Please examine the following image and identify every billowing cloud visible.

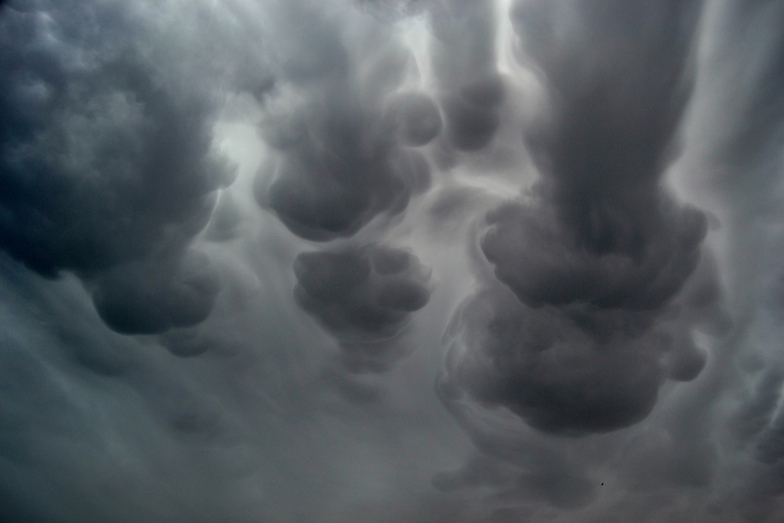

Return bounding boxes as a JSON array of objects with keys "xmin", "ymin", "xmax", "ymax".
[
  {"xmin": 3, "ymin": 0, "xmax": 784, "ymax": 521},
  {"xmin": 385, "ymin": 91, "xmax": 443, "ymax": 147},
  {"xmin": 0, "ymin": 1, "xmax": 234, "ymax": 273},
  {"xmin": 440, "ymin": 0, "xmax": 718, "ymax": 436},
  {"xmin": 294, "ymin": 244, "xmax": 431, "ymax": 371},
  {"xmin": 254, "ymin": 2, "xmax": 436, "ymax": 242},
  {"xmin": 0, "ymin": 0, "xmax": 246, "ymax": 335},
  {"xmin": 429, "ymin": 0, "xmax": 505, "ymax": 154},
  {"xmin": 92, "ymin": 250, "xmax": 221, "ymax": 335},
  {"xmin": 260, "ymin": 118, "xmax": 431, "ymax": 241}
]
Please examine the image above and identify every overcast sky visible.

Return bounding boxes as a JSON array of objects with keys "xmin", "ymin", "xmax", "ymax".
[{"xmin": 2, "ymin": 0, "xmax": 784, "ymax": 521}]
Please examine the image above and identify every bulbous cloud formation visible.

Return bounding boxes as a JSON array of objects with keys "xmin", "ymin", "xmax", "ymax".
[
  {"xmin": 294, "ymin": 244, "xmax": 431, "ymax": 371},
  {"xmin": 256, "ymin": 2, "xmax": 437, "ymax": 242},
  {"xmin": 5, "ymin": 0, "xmax": 784, "ymax": 521},
  {"xmin": 0, "ymin": 0, "xmax": 241, "ymax": 333},
  {"xmin": 261, "ymin": 109, "xmax": 432, "ymax": 241},
  {"xmin": 429, "ymin": 0, "xmax": 505, "ymax": 153},
  {"xmin": 92, "ymin": 250, "xmax": 221, "ymax": 335},
  {"xmin": 255, "ymin": 1, "xmax": 436, "ymax": 374},
  {"xmin": 442, "ymin": 0, "xmax": 715, "ymax": 435},
  {"xmin": 444, "ymin": 280, "xmax": 715, "ymax": 435}
]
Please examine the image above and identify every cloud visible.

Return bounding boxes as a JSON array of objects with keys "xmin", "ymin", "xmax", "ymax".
[
  {"xmin": 445, "ymin": 289, "xmax": 667, "ymax": 434},
  {"xmin": 3, "ymin": 0, "xmax": 784, "ymax": 521},
  {"xmin": 385, "ymin": 92, "xmax": 443, "ymax": 147},
  {"xmin": 429, "ymin": 1, "xmax": 505, "ymax": 153},
  {"xmin": 0, "ymin": 2, "xmax": 233, "ymax": 276},
  {"xmin": 92, "ymin": 249, "xmax": 221, "ymax": 335},
  {"xmin": 254, "ymin": 2, "xmax": 436, "ymax": 242},
  {"xmin": 261, "ymin": 124, "xmax": 431, "ymax": 241},
  {"xmin": 440, "ymin": 0, "xmax": 716, "ymax": 437},
  {"xmin": 293, "ymin": 243, "xmax": 431, "ymax": 371},
  {"xmin": 441, "ymin": 75, "xmax": 505, "ymax": 151},
  {"xmin": 681, "ymin": 1, "xmax": 784, "ymax": 518},
  {"xmin": 482, "ymin": 197, "xmax": 707, "ymax": 311},
  {"xmin": 0, "ymin": 0, "xmax": 246, "ymax": 335}
]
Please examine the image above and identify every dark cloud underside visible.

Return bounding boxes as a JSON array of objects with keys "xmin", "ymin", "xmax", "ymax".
[{"xmin": 2, "ymin": 1, "xmax": 784, "ymax": 522}]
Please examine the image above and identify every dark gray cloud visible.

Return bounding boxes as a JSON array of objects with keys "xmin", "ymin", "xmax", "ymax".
[
  {"xmin": 252, "ymin": 1, "xmax": 441, "ymax": 384},
  {"xmin": 260, "ymin": 118, "xmax": 431, "ymax": 241},
  {"xmin": 441, "ymin": 0, "xmax": 714, "ymax": 437},
  {"xmin": 0, "ymin": 2, "xmax": 233, "ymax": 276},
  {"xmin": 445, "ymin": 288, "xmax": 667, "ymax": 434},
  {"xmin": 441, "ymin": 74, "xmax": 505, "ymax": 151},
  {"xmin": 429, "ymin": 0, "xmax": 505, "ymax": 153},
  {"xmin": 0, "ymin": 0, "xmax": 244, "ymax": 335},
  {"xmin": 91, "ymin": 250, "xmax": 221, "ymax": 335},
  {"xmin": 2, "ymin": 0, "xmax": 784, "ymax": 522},
  {"xmin": 483, "ymin": 197, "xmax": 707, "ymax": 311},
  {"xmin": 293, "ymin": 244, "xmax": 431, "ymax": 371},
  {"xmin": 385, "ymin": 92, "xmax": 443, "ymax": 147},
  {"xmin": 255, "ymin": 2, "xmax": 436, "ymax": 242}
]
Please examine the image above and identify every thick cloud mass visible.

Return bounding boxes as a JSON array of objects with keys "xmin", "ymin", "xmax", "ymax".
[
  {"xmin": 430, "ymin": 0, "xmax": 505, "ymax": 153},
  {"xmin": 0, "ymin": 0, "xmax": 240, "ymax": 335},
  {"xmin": 256, "ymin": 3, "xmax": 436, "ymax": 242},
  {"xmin": 385, "ymin": 92, "xmax": 443, "ymax": 147},
  {"xmin": 263, "ymin": 119, "xmax": 431, "ymax": 241},
  {"xmin": 443, "ymin": 262, "xmax": 719, "ymax": 434},
  {"xmin": 3, "ymin": 0, "xmax": 784, "ymax": 521},
  {"xmin": 442, "ymin": 75, "xmax": 504, "ymax": 151},
  {"xmin": 0, "ymin": 2, "xmax": 232, "ymax": 277},
  {"xmin": 92, "ymin": 250, "xmax": 221, "ymax": 335},
  {"xmin": 294, "ymin": 244, "xmax": 431, "ymax": 371},
  {"xmin": 442, "ymin": 0, "xmax": 713, "ymax": 435},
  {"xmin": 483, "ymin": 197, "xmax": 707, "ymax": 311},
  {"xmin": 446, "ymin": 289, "xmax": 666, "ymax": 434}
]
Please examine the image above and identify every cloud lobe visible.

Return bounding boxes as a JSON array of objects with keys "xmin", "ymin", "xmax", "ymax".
[{"xmin": 442, "ymin": 0, "xmax": 714, "ymax": 435}]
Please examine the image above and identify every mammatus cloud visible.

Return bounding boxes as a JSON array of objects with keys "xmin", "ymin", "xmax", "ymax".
[
  {"xmin": 92, "ymin": 250, "xmax": 221, "ymax": 335},
  {"xmin": 294, "ymin": 244, "xmax": 430, "ymax": 371},
  {"xmin": 430, "ymin": 0, "xmax": 504, "ymax": 153},
  {"xmin": 0, "ymin": 0, "xmax": 242, "ymax": 335},
  {"xmin": 439, "ymin": 0, "xmax": 716, "ymax": 437},
  {"xmin": 252, "ymin": 1, "xmax": 437, "ymax": 372},
  {"xmin": 254, "ymin": 1, "xmax": 436, "ymax": 242},
  {"xmin": 2, "ymin": 0, "xmax": 784, "ymax": 522}
]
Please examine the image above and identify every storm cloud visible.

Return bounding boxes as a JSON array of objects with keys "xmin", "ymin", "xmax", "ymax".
[
  {"xmin": 440, "ymin": 0, "xmax": 717, "ymax": 436},
  {"xmin": 294, "ymin": 244, "xmax": 431, "ymax": 371},
  {"xmin": 0, "ymin": 0, "xmax": 249, "ymax": 336},
  {"xmin": 2, "ymin": 0, "xmax": 784, "ymax": 522},
  {"xmin": 254, "ymin": 1, "xmax": 436, "ymax": 242}
]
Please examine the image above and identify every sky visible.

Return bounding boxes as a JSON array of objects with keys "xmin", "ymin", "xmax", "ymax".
[{"xmin": 1, "ymin": 0, "xmax": 784, "ymax": 521}]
